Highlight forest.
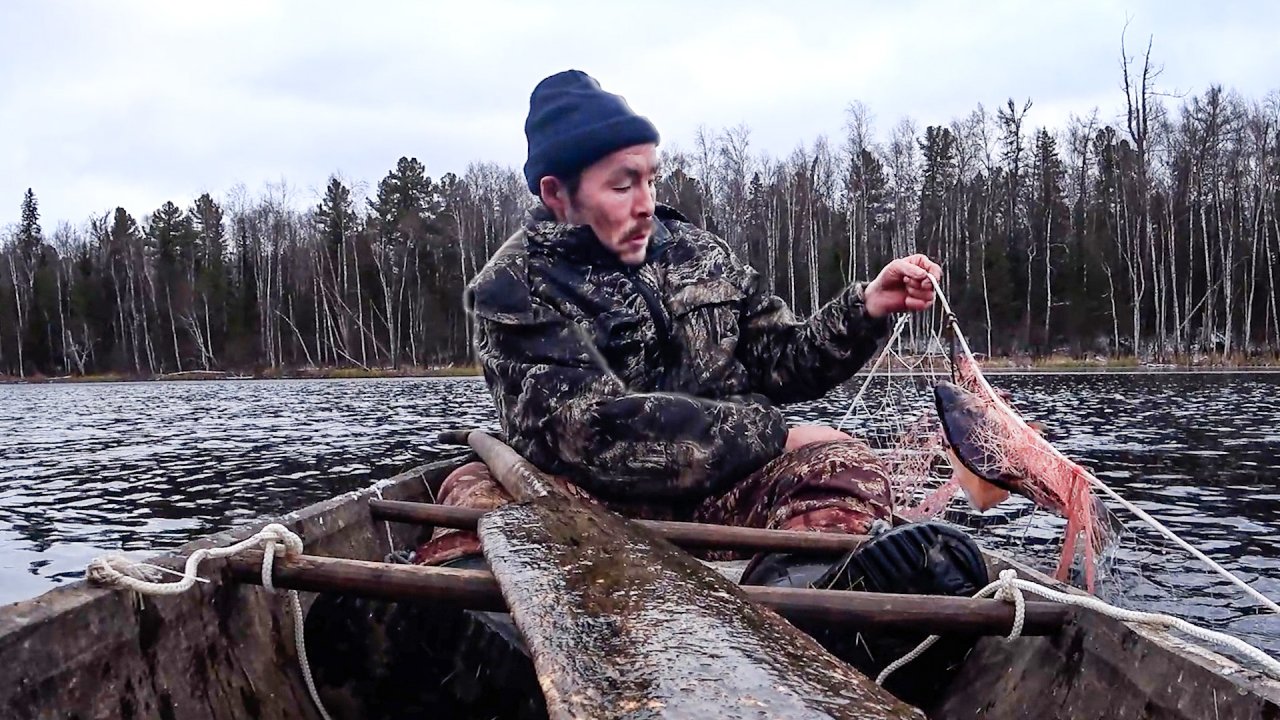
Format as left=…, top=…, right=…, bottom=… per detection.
left=3, top=50, right=1279, bottom=378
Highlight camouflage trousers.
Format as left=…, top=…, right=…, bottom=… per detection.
left=413, top=439, right=892, bottom=567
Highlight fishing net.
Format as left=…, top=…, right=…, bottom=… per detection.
left=830, top=299, right=1280, bottom=666
left=831, top=285, right=1280, bottom=646
left=834, top=299, right=1114, bottom=592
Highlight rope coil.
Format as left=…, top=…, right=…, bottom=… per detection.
left=86, top=524, right=333, bottom=720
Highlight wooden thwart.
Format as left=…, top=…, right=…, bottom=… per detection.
left=369, top=498, right=869, bottom=554
left=226, top=550, right=1070, bottom=637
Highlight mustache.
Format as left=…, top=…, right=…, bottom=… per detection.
left=625, top=220, right=653, bottom=239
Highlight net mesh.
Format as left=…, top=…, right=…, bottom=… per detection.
left=836, top=307, right=1115, bottom=592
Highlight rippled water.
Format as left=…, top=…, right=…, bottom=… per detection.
left=1, top=373, right=1277, bottom=654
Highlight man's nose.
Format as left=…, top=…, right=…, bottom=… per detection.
left=635, top=184, right=655, bottom=217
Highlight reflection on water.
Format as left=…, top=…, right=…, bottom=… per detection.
left=0, top=378, right=498, bottom=604
left=1, top=373, right=1277, bottom=653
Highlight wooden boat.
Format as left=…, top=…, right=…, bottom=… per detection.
left=2, top=453, right=1278, bottom=719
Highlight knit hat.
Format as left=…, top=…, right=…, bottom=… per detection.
left=523, top=70, right=660, bottom=195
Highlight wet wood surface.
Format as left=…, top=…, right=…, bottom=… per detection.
left=930, top=550, right=1280, bottom=720
left=370, top=497, right=874, bottom=554
left=4, top=451, right=1280, bottom=720
left=228, top=550, right=1071, bottom=637
left=478, top=492, right=926, bottom=719
left=0, top=457, right=460, bottom=720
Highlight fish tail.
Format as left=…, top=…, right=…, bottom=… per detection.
left=1055, top=507, right=1080, bottom=583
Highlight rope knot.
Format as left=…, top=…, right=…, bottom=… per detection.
left=255, top=524, right=304, bottom=593
left=85, top=554, right=163, bottom=587
left=992, top=569, right=1026, bottom=641
left=259, top=523, right=304, bottom=558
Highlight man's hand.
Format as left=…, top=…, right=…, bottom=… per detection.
left=863, top=254, right=943, bottom=319
left=785, top=424, right=853, bottom=452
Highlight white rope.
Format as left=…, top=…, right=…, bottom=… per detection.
left=837, top=314, right=911, bottom=432
left=86, top=524, right=302, bottom=595
left=923, top=278, right=1280, bottom=614
left=878, top=569, right=1280, bottom=686
left=86, top=524, right=333, bottom=720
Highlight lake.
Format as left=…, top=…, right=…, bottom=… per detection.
left=1, top=373, right=1277, bottom=653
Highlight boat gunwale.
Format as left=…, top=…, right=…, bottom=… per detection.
left=1, top=452, right=1277, bottom=719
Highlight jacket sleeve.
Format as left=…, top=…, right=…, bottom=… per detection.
left=734, top=260, right=892, bottom=404
left=472, top=296, right=788, bottom=501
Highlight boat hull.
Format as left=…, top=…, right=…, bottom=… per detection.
left=1, top=453, right=1277, bottom=719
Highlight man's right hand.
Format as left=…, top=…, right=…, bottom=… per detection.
left=785, top=424, right=853, bottom=452
left=863, top=254, right=943, bottom=318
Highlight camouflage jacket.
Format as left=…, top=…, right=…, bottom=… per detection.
left=465, top=205, right=890, bottom=502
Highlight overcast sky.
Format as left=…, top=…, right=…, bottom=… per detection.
left=2, top=0, right=1278, bottom=228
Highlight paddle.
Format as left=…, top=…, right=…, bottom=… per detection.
left=456, top=429, right=924, bottom=720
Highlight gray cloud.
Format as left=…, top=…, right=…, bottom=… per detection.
left=2, top=0, right=1277, bottom=227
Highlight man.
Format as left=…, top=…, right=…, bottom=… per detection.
left=415, top=70, right=988, bottom=696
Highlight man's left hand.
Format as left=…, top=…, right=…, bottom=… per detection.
left=863, top=254, right=943, bottom=319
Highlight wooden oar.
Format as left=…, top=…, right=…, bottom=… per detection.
left=451, top=429, right=924, bottom=719
left=368, top=498, right=869, bottom=554
left=228, top=550, right=1070, bottom=636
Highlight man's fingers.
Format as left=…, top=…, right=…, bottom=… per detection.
left=893, top=259, right=927, bottom=281
left=904, top=295, right=935, bottom=311
left=888, top=255, right=941, bottom=285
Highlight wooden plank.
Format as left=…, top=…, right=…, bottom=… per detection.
left=369, top=498, right=870, bottom=554
left=0, top=457, right=461, bottom=720
left=227, top=550, right=1070, bottom=637
left=479, top=492, right=926, bottom=719
left=930, top=550, right=1280, bottom=720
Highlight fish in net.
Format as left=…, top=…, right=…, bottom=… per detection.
left=837, top=305, right=1115, bottom=592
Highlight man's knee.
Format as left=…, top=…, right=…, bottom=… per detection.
left=437, top=461, right=513, bottom=510
left=780, top=438, right=886, bottom=476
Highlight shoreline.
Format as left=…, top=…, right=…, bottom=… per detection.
left=3, top=355, right=1279, bottom=385
left=0, top=365, right=483, bottom=384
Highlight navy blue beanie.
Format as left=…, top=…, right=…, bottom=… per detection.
left=523, top=70, right=660, bottom=195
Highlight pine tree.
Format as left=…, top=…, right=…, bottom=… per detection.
left=18, top=189, right=42, bottom=265
left=368, top=158, right=439, bottom=367
left=918, top=126, right=958, bottom=256
left=1028, top=129, right=1071, bottom=349
left=191, top=194, right=228, bottom=368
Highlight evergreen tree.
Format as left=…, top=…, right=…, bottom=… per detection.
left=18, top=188, right=42, bottom=265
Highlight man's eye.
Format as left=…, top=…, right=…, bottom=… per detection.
left=613, top=186, right=632, bottom=193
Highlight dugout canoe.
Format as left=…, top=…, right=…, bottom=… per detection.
left=1, top=454, right=1278, bottom=719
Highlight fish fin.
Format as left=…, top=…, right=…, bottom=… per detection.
left=1083, top=533, right=1098, bottom=594
left=1055, top=491, right=1082, bottom=584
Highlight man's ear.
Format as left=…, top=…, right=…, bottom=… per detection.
left=540, top=176, right=569, bottom=221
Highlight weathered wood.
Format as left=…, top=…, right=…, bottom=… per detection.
left=227, top=550, right=1070, bottom=636
left=480, top=492, right=925, bottom=719
left=228, top=552, right=505, bottom=612
left=0, top=458, right=459, bottom=720
left=454, top=431, right=923, bottom=716
left=369, top=498, right=871, bottom=554
left=743, top=584, right=1068, bottom=635
left=466, top=430, right=549, bottom=502
left=930, top=550, right=1280, bottom=720
left=4, top=451, right=1280, bottom=720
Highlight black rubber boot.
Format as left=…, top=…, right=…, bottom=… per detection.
left=741, top=522, right=989, bottom=707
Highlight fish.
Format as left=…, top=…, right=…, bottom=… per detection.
left=933, top=379, right=1111, bottom=591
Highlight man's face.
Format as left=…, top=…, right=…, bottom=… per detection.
left=556, top=144, right=659, bottom=266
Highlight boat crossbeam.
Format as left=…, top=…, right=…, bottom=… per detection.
left=226, top=550, right=1072, bottom=637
